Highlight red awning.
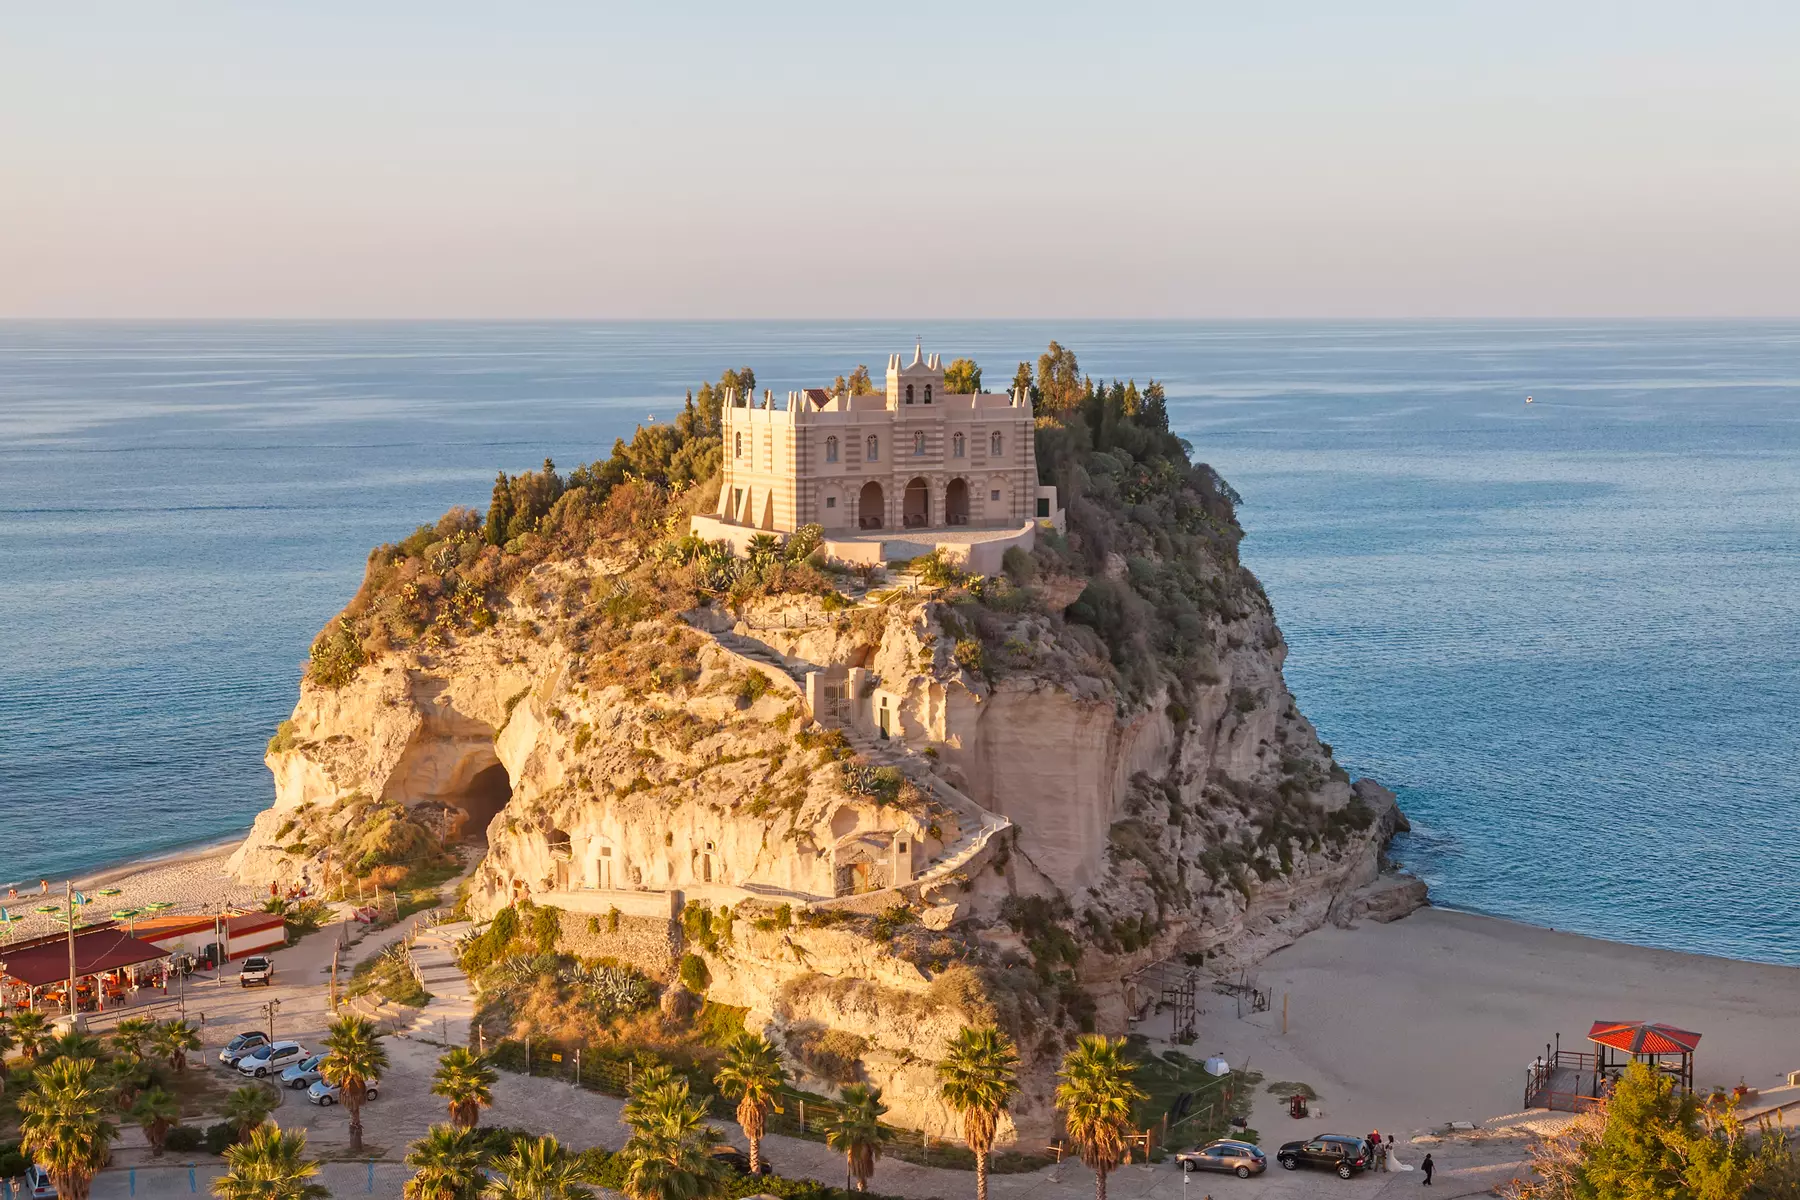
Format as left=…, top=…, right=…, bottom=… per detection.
left=1588, top=1020, right=1702, bottom=1056
left=0, top=926, right=171, bottom=988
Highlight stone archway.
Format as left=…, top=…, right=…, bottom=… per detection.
left=903, top=477, right=930, bottom=528
left=858, top=481, right=885, bottom=529
left=945, top=478, right=970, bottom=526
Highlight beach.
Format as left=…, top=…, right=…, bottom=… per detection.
left=0, top=837, right=264, bottom=941
left=1183, top=906, right=1800, bottom=1139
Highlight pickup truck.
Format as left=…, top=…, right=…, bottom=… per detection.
left=238, top=956, right=274, bottom=987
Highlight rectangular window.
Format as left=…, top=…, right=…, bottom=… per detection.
left=991, top=489, right=1001, bottom=501
left=825, top=496, right=836, bottom=508
left=1036, top=497, right=1050, bottom=517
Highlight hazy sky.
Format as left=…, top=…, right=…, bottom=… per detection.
left=4, top=2, right=1798, bottom=318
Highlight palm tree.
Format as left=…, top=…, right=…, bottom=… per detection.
left=405, top=1123, right=491, bottom=1200
left=823, top=1083, right=890, bottom=1193
left=620, top=1076, right=726, bottom=1200
left=223, top=1085, right=278, bottom=1145
left=212, top=1122, right=329, bottom=1200
left=43, top=1030, right=106, bottom=1064
left=431, top=1046, right=498, bottom=1131
left=110, top=1016, right=157, bottom=1063
left=937, top=1026, right=1020, bottom=1200
left=151, top=1018, right=202, bottom=1074
left=1054, top=1035, right=1146, bottom=1200
left=17, top=1055, right=117, bottom=1200
left=129, top=1087, right=181, bottom=1157
left=12, top=1009, right=51, bottom=1059
left=482, top=1134, right=599, bottom=1200
left=321, top=1014, right=390, bottom=1155
left=713, top=1033, right=786, bottom=1176
left=0, top=1015, right=15, bottom=1095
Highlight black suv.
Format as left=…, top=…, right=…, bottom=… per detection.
left=1276, top=1134, right=1371, bottom=1179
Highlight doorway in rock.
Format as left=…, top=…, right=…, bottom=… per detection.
left=456, top=762, right=512, bottom=840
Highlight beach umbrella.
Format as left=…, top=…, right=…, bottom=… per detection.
left=34, top=904, right=59, bottom=914
left=97, top=887, right=123, bottom=898
left=144, top=901, right=175, bottom=912
left=0, top=908, right=12, bottom=924
left=111, top=909, right=142, bottom=920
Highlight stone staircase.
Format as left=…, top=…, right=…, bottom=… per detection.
left=684, top=615, right=1013, bottom=905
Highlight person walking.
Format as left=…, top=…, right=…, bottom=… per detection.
left=1422, top=1153, right=1435, bottom=1186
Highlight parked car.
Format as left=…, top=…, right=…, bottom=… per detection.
left=1277, top=1135, right=1372, bottom=1179
left=25, top=1165, right=56, bottom=1199
left=281, top=1053, right=328, bottom=1089
left=217, top=1031, right=271, bottom=1068
left=711, top=1147, right=773, bottom=1177
left=238, top=1040, right=308, bottom=1078
left=1177, top=1139, right=1268, bottom=1178
left=239, top=955, right=274, bottom=987
left=308, top=1076, right=380, bottom=1106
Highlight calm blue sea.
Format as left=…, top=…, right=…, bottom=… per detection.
left=2, top=322, right=1796, bottom=962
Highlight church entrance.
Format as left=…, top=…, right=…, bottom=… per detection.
left=903, top=478, right=930, bottom=528
left=945, top=478, right=970, bottom=526
left=858, top=481, right=884, bottom=529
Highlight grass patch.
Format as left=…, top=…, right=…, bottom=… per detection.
left=1124, top=1035, right=1261, bottom=1149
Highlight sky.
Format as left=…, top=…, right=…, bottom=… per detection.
left=3, top=2, right=1798, bottom=319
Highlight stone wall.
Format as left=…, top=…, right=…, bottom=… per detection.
left=553, top=908, right=681, bottom=979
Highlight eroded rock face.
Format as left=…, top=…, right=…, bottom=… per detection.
left=236, top=553, right=1422, bottom=1139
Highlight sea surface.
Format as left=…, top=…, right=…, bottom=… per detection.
left=2, top=321, right=1796, bottom=963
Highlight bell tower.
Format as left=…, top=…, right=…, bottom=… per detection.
left=885, top=341, right=945, bottom=410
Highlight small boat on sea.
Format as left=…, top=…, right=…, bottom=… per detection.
left=1526, top=395, right=1535, bottom=404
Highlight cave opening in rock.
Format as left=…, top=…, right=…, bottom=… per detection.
left=456, top=762, right=512, bottom=840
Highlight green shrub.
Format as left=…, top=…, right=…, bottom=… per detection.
left=163, top=1126, right=205, bottom=1153
left=679, top=953, right=711, bottom=993
left=0, top=1140, right=28, bottom=1177
left=204, top=1122, right=235, bottom=1155
left=735, top=671, right=772, bottom=705
left=266, top=720, right=299, bottom=755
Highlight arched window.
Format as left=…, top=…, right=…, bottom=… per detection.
left=953, top=432, right=965, bottom=458
left=991, top=431, right=1003, bottom=456
left=867, top=434, right=879, bottom=461
left=825, top=436, right=838, bottom=463
left=913, top=431, right=926, bottom=456
left=924, top=385, right=932, bottom=404
left=734, top=432, right=742, bottom=459
left=905, top=384, right=915, bottom=405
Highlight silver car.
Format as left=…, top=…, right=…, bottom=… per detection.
left=307, top=1076, right=380, bottom=1106
left=281, top=1053, right=327, bottom=1089
left=1177, top=1139, right=1268, bottom=1178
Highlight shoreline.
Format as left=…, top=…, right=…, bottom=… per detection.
left=0, top=832, right=263, bottom=943
left=1177, top=904, right=1800, bottom=1137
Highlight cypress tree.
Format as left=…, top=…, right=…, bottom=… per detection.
left=484, top=472, right=511, bottom=546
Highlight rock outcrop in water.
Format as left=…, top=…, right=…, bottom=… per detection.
left=230, top=356, right=1422, bottom=1136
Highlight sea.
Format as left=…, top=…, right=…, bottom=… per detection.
left=2, top=321, right=1796, bottom=963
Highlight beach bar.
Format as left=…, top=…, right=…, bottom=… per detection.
left=0, top=924, right=171, bottom=1013
left=131, top=910, right=287, bottom=962
left=1525, top=1020, right=1702, bottom=1112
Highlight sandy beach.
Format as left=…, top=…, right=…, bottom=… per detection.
left=1168, top=906, right=1800, bottom=1140
left=0, top=837, right=264, bottom=941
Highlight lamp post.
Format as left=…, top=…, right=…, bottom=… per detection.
left=262, top=997, right=281, bottom=1043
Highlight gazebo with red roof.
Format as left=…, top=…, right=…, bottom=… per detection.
left=1589, top=1020, right=1701, bottom=1093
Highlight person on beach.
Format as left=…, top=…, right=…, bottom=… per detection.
left=39, top=879, right=48, bottom=894
left=1422, top=1154, right=1434, bottom=1185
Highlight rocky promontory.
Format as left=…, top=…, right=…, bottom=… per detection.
left=229, top=353, right=1423, bottom=1137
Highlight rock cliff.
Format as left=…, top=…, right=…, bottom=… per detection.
left=231, top=367, right=1424, bottom=1139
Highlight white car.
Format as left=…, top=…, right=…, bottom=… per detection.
left=25, top=1165, right=55, bottom=1199
left=281, top=1053, right=328, bottom=1089
left=307, top=1076, right=380, bottom=1105
left=238, top=1040, right=308, bottom=1078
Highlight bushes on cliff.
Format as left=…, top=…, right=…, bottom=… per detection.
left=1014, top=345, right=1252, bottom=701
